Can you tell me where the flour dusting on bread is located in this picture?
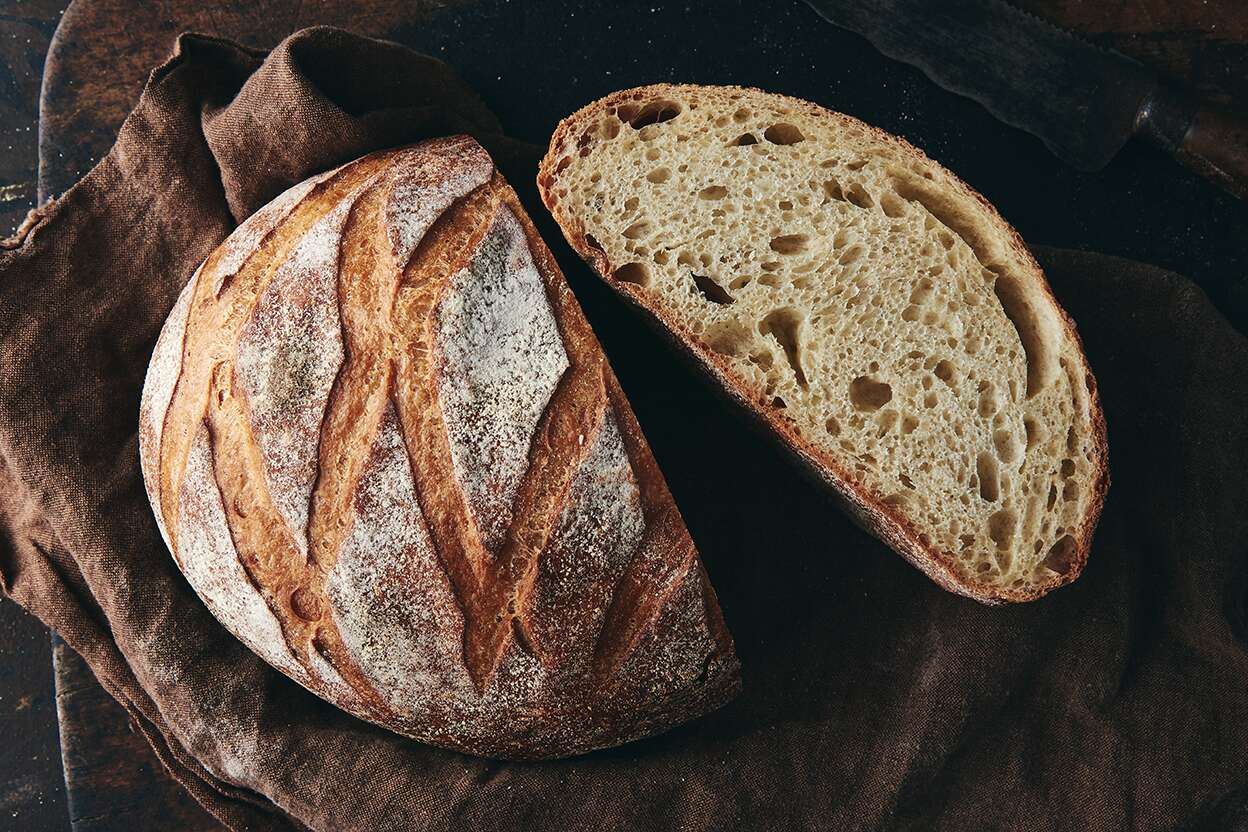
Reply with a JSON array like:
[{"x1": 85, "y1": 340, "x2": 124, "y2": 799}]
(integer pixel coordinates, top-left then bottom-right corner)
[
  {"x1": 435, "y1": 206, "x2": 570, "y2": 553},
  {"x1": 140, "y1": 137, "x2": 740, "y2": 759}
]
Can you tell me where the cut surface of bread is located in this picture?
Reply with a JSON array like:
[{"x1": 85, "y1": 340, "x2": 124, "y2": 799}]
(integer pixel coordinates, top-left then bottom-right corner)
[{"x1": 539, "y1": 85, "x2": 1108, "y2": 603}]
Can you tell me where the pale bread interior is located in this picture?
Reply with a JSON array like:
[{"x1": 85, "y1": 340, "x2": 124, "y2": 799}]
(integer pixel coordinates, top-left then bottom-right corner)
[{"x1": 542, "y1": 85, "x2": 1104, "y2": 598}]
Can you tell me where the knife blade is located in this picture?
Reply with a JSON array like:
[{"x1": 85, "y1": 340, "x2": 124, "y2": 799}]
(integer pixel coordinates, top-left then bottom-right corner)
[{"x1": 802, "y1": 0, "x2": 1248, "y2": 198}]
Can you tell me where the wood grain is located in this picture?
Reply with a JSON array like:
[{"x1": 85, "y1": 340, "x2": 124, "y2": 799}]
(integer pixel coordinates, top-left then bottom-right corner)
[
  {"x1": 0, "y1": 605, "x2": 66, "y2": 831},
  {"x1": 0, "y1": 1, "x2": 61, "y2": 238},
  {"x1": 52, "y1": 636, "x2": 219, "y2": 832}
]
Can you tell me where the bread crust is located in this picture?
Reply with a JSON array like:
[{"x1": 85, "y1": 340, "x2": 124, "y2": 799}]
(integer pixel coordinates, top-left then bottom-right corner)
[
  {"x1": 140, "y1": 137, "x2": 740, "y2": 759},
  {"x1": 538, "y1": 84, "x2": 1108, "y2": 603}
]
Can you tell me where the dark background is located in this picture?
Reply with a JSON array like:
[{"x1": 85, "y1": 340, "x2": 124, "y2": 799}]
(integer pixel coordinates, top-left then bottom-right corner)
[{"x1": 2, "y1": 1, "x2": 1246, "y2": 829}]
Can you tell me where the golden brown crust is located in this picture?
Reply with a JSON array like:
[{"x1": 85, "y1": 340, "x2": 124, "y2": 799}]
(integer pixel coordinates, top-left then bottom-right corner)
[
  {"x1": 538, "y1": 84, "x2": 1109, "y2": 604},
  {"x1": 140, "y1": 137, "x2": 740, "y2": 759}
]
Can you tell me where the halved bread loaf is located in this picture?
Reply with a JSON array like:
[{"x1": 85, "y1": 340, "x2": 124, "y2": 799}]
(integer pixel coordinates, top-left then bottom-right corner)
[
  {"x1": 539, "y1": 85, "x2": 1108, "y2": 603},
  {"x1": 140, "y1": 137, "x2": 739, "y2": 759}
]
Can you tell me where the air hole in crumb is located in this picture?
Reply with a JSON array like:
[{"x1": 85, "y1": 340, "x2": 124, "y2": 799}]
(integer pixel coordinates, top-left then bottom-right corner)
[
  {"x1": 924, "y1": 391, "x2": 938, "y2": 408},
  {"x1": 883, "y1": 492, "x2": 910, "y2": 509},
  {"x1": 838, "y1": 245, "x2": 865, "y2": 265},
  {"x1": 849, "y1": 375, "x2": 892, "y2": 412},
  {"x1": 902, "y1": 305, "x2": 919, "y2": 322},
  {"x1": 846, "y1": 159, "x2": 868, "y2": 171},
  {"x1": 877, "y1": 409, "x2": 898, "y2": 436},
  {"x1": 1042, "y1": 535, "x2": 1077, "y2": 575},
  {"x1": 1024, "y1": 417, "x2": 1039, "y2": 450},
  {"x1": 613, "y1": 262, "x2": 650, "y2": 286},
  {"x1": 772, "y1": 396, "x2": 787, "y2": 408},
  {"x1": 778, "y1": 199, "x2": 794, "y2": 210},
  {"x1": 933, "y1": 359, "x2": 955, "y2": 385},
  {"x1": 704, "y1": 319, "x2": 752, "y2": 355},
  {"x1": 845, "y1": 183, "x2": 874, "y2": 209},
  {"x1": 699, "y1": 185, "x2": 728, "y2": 200},
  {"x1": 770, "y1": 234, "x2": 810, "y2": 255},
  {"x1": 732, "y1": 107, "x2": 751, "y2": 123},
  {"x1": 732, "y1": 132, "x2": 759, "y2": 146},
  {"x1": 978, "y1": 385, "x2": 1000, "y2": 418},
  {"x1": 900, "y1": 473, "x2": 916, "y2": 489},
  {"x1": 647, "y1": 167, "x2": 671, "y2": 184},
  {"x1": 638, "y1": 124, "x2": 663, "y2": 142},
  {"x1": 554, "y1": 156, "x2": 571, "y2": 174},
  {"x1": 600, "y1": 118, "x2": 621, "y2": 139},
  {"x1": 879, "y1": 192, "x2": 907, "y2": 218},
  {"x1": 1060, "y1": 458, "x2": 1076, "y2": 478},
  {"x1": 825, "y1": 416, "x2": 841, "y2": 436},
  {"x1": 988, "y1": 508, "x2": 1016, "y2": 549},
  {"x1": 764, "y1": 123, "x2": 805, "y2": 144},
  {"x1": 760, "y1": 307, "x2": 808, "y2": 388},
  {"x1": 729, "y1": 275, "x2": 751, "y2": 290},
  {"x1": 690, "y1": 273, "x2": 735, "y2": 305},
  {"x1": 623, "y1": 220, "x2": 652, "y2": 239},
  {"x1": 619, "y1": 99, "x2": 682, "y2": 128},
  {"x1": 910, "y1": 277, "x2": 935, "y2": 305},
  {"x1": 994, "y1": 429, "x2": 1019, "y2": 463},
  {"x1": 977, "y1": 453, "x2": 999, "y2": 502},
  {"x1": 824, "y1": 179, "x2": 845, "y2": 202},
  {"x1": 902, "y1": 415, "x2": 919, "y2": 434}
]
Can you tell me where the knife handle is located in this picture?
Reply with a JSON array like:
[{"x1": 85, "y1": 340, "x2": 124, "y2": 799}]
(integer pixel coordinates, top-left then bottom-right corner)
[
  {"x1": 1176, "y1": 105, "x2": 1248, "y2": 200},
  {"x1": 1136, "y1": 85, "x2": 1248, "y2": 200}
]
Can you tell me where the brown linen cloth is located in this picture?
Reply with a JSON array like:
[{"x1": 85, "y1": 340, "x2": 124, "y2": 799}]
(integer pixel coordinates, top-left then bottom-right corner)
[{"x1": 2, "y1": 25, "x2": 1248, "y2": 832}]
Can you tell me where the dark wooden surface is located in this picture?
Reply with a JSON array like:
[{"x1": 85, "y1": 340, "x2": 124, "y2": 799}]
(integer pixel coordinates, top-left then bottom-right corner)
[
  {"x1": 0, "y1": 2, "x2": 60, "y2": 241},
  {"x1": 1, "y1": 1, "x2": 1246, "y2": 830},
  {"x1": 51, "y1": 636, "x2": 219, "y2": 832},
  {"x1": 0, "y1": 604, "x2": 67, "y2": 830},
  {"x1": 1, "y1": 4, "x2": 72, "y2": 831}
]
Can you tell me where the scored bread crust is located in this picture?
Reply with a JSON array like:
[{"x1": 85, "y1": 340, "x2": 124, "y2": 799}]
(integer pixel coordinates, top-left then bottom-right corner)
[
  {"x1": 139, "y1": 136, "x2": 740, "y2": 760},
  {"x1": 538, "y1": 84, "x2": 1108, "y2": 604}
]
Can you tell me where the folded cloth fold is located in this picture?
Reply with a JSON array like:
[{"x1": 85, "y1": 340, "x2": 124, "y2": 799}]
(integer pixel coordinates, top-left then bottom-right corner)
[{"x1": 2, "y1": 25, "x2": 1247, "y2": 832}]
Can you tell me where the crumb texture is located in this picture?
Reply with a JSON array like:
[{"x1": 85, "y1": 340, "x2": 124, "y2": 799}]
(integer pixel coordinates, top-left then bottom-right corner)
[
  {"x1": 139, "y1": 137, "x2": 740, "y2": 759},
  {"x1": 541, "y1": 85, "x2": 1106, "y2": 599}
]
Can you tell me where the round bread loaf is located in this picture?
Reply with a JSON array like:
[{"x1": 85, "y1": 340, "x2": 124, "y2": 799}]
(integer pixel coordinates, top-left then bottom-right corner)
[{"x1": 139, "y1": 136, "x2": 740, "y2": 759}]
